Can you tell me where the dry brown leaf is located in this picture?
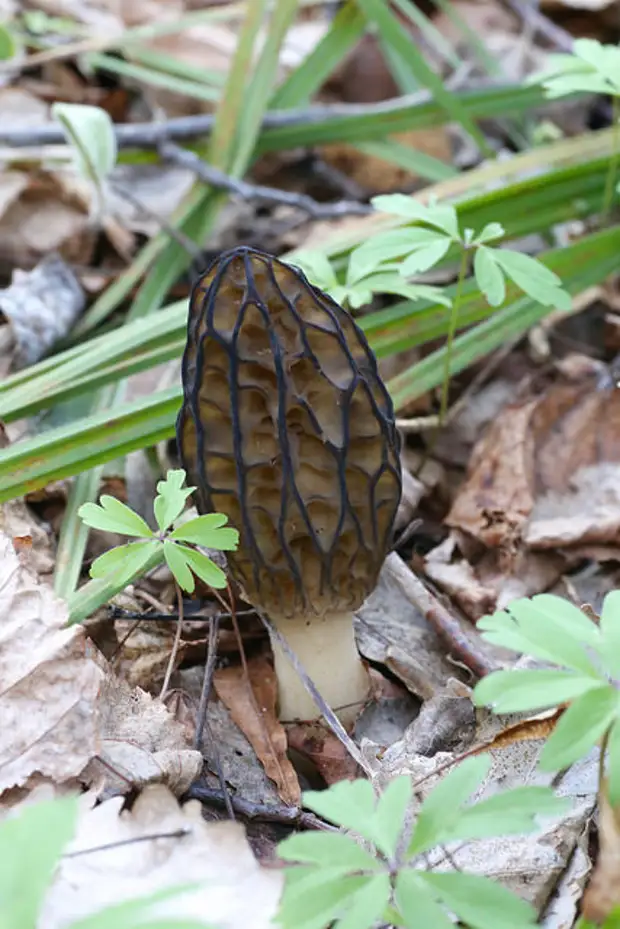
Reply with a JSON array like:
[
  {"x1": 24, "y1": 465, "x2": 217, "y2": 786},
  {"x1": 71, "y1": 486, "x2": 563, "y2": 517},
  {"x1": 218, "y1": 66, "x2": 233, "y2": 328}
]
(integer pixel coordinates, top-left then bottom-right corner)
[
  {"x1": 287, "y1": 723, "x2": 360, "y2": 785},
  {"x1": 40, "y1": 784, "x2": 283, "y2": 929},
  {"x1": 214, "y1": 656, "x2": 301, "y2": 806},
  {"x1": 81, "y1": 674, "x2": 203, "y2": 797},
  {"x1": 0, "y1": 534, "x2": 104, "y2": 794},
  {"x1": 582, "y1": 789, "x2": 620, "y2": 922}
]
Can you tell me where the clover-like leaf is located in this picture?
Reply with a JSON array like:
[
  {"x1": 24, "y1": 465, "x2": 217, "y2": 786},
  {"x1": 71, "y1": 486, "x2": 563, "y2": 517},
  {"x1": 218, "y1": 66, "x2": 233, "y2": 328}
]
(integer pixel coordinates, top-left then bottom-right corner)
[
  {"x1": 163, "y1": 539, "x2": 195, "y2": 592},
  {"x1": 154, "y1": 469, "x2": 195, "y2": 531},
  {"x1": 170, "y1": 513, "x2": 239, "y2": 551},
  {"x1": 490, "y1": 248, "x2": 572, "y2": 310},
  {"x1": 419, "y1": 871, "x2": 538, "y2": 929},
  {"x1": 89, "y1": 540, "x2": 160, "y2": 582},
  {"x1": 79, "y1": 496, "x2": 153, "y2": 538},
  {"x1": 179, "y1": 545, "x2": 228, "y2": 590},
  {"x1": 474, "y1": 246, "x2": 506, "y2": 306},
  {"x1": 539, "y1": 685, "x2": 619, "y2": 772}
]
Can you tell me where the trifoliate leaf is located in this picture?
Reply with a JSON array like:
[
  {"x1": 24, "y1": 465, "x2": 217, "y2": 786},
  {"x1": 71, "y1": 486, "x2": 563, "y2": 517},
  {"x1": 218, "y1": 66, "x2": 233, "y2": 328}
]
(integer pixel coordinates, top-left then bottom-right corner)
[
  {"x1": 180, "y1": 545, "x2": 228, "y2": 590},
  {"x1": 351, "y1": 272, "x2": 451, "y2": 307},
  {"x1": 0, "y1": 795, "x2": 79, "y2": 929},
  {"x1": 474, "y1": 246, "x2": 506, "y2": 306},
  {"x1": 489, "y1": 249, "x2": 572, "y2": 310},
  {"x1": 473, "y1": 669, "x2": 602, "y2": 714},
  {"x1": 399, "y1": 236, "x2": 452, "y2": 276},
  {"x1": 605, "y1": 719, "x2": 620, "y2": 808},
  {"x1": 170, "y1": 514, "x2": 238, "y2": 551},
  {"x1": 79, "y1": 496, "x2": 153, "y2": 538},
  {"x1": 163, "y1": 539, "x2": 195, "y2": 592},
  {"x1": 371, "y1": 194, "x2": 459, "y2": 238},
  {"x1": 52, "y1": 102, "x2": 117, "y2": 191},
  {"x1": 277, "y1": 832, "x2": 380, "y2": 871},
  {"x1": 348, "y1": 230, "x2": 420, "y2": 282},
  {"x1": 333, "y1": 874, "x2": 391, "y2": 929},
  {"x1": 539, "y1": 685, "x2": 619, "y2": 772},
  {"x1": 302, "y1": 781, "x2": 377, "y2": 842},
  {"x1": 449, "y1": 786, "x2": 569, "y2": 842},
  {"x1": 408, "y1": 755, "x2": 490, "y2": 855},
  {"x1": 373, "y1": 776, "x2": 412, "y2": 858},
  {"x1": 154, "y1": 469, "x2": 194, "y2": 531},
  {"x1": 419, "y1": 871, "x2": 538, "y2": 929},
  {"x1": 89, "y1": 541, "x2": 160, "y2": 582},
  {"x1": 395, "y1": 871, "x2": 454, "y2": 929},
  {"x1": 600, "y1": 590, "x2": 620, "y2": 679}
]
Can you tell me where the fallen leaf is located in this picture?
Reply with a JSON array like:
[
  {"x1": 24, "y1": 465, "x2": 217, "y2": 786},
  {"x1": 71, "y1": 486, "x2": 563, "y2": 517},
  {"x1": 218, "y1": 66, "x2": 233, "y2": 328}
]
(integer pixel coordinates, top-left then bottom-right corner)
[
  {"x1": 0, "y1": 534, "x2": 104, "y2": 795},
  {"x1": 40, "y1": 784, "x2": 283, "y2": 929},
  {"x1": 214, "y1": 656, "x2": 301, "y2": 806},
  {"x1": 286, "y1": 723, "x2": 361, "y2": 785}
]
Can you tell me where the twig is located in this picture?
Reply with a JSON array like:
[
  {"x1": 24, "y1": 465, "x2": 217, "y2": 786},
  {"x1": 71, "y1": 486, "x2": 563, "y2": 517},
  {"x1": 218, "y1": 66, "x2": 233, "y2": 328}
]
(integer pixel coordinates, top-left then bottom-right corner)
[
  {"x1": 256, "y1": 608, "x2": 374, "y2": 778},
  {"x1": 0, "y1": 84, "x2": 509, "y2": 149},
  {"x1": 160, "y1": 582, "x2": 185, "y2": 699},
  {"x1": 184, "y1": 784, "x2": 336, "y2": 831},
  {"x1": 63, "y1": 829, "x2": 189, "y2": 858},
  {"x1": 108, "y1": 605, "x2": 257, "y2": 622},
  {"x1": 195, "y1": 616, "x2": 220, "y2": 754},
  {"x1": 385, "y1": 552, "x2": 500, "y2": 679},
  {"x1": 158, "y1": 141, "x2": 371, "y2": 220},
  {"x1": 110, "y1": 180, "x2": 203, "y2": 261},
  {"x1": 502, "y1": 0, "x2": 574, "y2": 52}
]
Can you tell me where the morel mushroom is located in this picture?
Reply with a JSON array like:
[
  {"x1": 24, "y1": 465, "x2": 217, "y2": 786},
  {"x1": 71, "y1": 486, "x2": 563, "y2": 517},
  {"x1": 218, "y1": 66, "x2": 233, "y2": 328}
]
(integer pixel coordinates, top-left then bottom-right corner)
[{"x1": 177, "y1": 247, "x2": 402, "y2": 725}]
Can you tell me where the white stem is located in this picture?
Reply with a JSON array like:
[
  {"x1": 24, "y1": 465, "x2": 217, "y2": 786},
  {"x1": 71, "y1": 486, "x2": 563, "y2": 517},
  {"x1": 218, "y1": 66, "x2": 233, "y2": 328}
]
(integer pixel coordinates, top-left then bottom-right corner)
[{"x1": 268, "y1": 611, "x2": 370, "y2": 726}]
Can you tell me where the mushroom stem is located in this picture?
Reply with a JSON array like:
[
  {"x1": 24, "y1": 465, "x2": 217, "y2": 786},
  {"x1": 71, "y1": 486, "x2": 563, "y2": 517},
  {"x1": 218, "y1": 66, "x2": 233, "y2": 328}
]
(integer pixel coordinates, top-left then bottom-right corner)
[{"x1": 268, "y1": 611, "x2": 370, "y2": 727}]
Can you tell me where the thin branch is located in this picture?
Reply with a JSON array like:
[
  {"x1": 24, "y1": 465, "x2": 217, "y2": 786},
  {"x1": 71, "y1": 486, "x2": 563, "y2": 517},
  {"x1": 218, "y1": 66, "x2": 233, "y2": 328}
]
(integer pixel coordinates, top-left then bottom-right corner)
[
  {"x1": 385, "y1": 552, "x2": 500, "y2": 679},
  {"x1": 502, "y1": 0, "x2": 574, "y2": 52},
  {"x1": 0, "y1": 84, "x2": 512, "y2": 149},
  {"x1": 184, "y1": 784, "x2": 336, "y2": 830},
  {"x1": 158, "y1": 141, "x2": 371, "y2": 220},
  {"x1": 195, "y1": 616, "x2": 220, "y2": 753}
]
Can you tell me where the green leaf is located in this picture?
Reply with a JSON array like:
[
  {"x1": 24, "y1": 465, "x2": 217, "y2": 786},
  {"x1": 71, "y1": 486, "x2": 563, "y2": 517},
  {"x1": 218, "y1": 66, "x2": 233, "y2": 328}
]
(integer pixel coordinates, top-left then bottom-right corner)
[
  {"x1": 371, "y1": 194, "x2": 459, "y2": 238},
  {"x1": 348, "y1": 230, "x2": 418, "y2": 281},
  {"x1": 600, "y1": 590, "x2": 620, "y2": 679},
  {"x1": 539, "y1": 685, "x2": 619, "y2": 772},
  {"x1": 408, "y1": 755, "x2": 490, "y2": 855},
  {"x1": 419, "y1": 871, "x2": 537, "y2": 929},
  {"x1": 154, "y1": 469, "x2": 195, "y2": 531},
  {"x1": 474, "y1": 222, "x2": 505, "y2": 244},
  {"x1": 490, "y1": 248, "x2": 572, "y2": 310},
  {"x1": 277, "y1": 873, "x2": 372, "y2": 929},
  {"x1": 334, "y1": 874, "x2": 391, "y2": 929},
  {"x1": 90, "y1": 540, "x2": 160, "y2": 581},
  {"x1": 0, "y1": 795, "x2": 80, "y2": 929},
  {"x1": 292, "y1": 251, "x2": 338, "y2": 290},
  {"x1": 169, "y1": 514, "x2": 239, "y2": 551},
  {"x1": 52, "y1": 103, "x2": 117, "y2": 189},
  {"x1": 163, "y1": 539, "x2": 195, "y2": 592},
  {"x1": 474, "y1": 246, "x2": 506, "y2": 306},
  {"x1": 450, "y1": 786, "x2": 569, "y2": 842},
  {"x1": 399, "y1": 237, "x2": 453, "y2": 276},
  {"x1": 606, "y1": 719, "x2": 620, "y2": 807},
  {"x1": 0, "y1": 22, "x2": 18, "y2": 60},
  {"x1": 180, "y1": 545, "x2": 228, "y2": 590},
  {"x1": 302, "y1": 781, "x2": 377, "y2": 843},
  {"x1": 473, "y1": 669, "x2": 602, "y2": 714},
  {"x1": 395, "y1": 870, "x2": 454, "y2": 929},
  {"x1": 373, "y1": 776, "x2": 412, "y2": 859},
  {"x1": 79, "y1": 495, "x2": 154, "y2": 538},
  {"x1": 66, "y1": 885, "x2": 210, "y2": 929},
  {"x1": 276, "y1": 832, "x2": 379, "y2": 871},
  {"x1": 478, "y1": 596, "x2": 601, "y2": 674}
]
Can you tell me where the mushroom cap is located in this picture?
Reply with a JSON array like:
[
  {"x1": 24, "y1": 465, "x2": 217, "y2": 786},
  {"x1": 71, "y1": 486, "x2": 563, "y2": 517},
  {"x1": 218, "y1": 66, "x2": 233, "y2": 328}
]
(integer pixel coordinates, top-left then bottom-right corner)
[{"x1": 177, "y1": 247, "x2": 402, "y2": 619}]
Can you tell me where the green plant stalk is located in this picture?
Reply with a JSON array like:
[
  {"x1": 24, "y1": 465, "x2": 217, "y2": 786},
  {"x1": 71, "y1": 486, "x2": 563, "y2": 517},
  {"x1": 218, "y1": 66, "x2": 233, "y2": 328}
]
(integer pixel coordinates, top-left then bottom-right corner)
[
  {"x1": 68, "y1": 544, "x2": 165, "y2": 624},
  {"x1": 439, "y1": 248, "x2": 469, "y2": 423},
  {"x1": 602, "y1": 95, "x2": 620, "y2": 220},
  {"x1": 54, "y1": 463, "x2": 103, "y2": 600}
]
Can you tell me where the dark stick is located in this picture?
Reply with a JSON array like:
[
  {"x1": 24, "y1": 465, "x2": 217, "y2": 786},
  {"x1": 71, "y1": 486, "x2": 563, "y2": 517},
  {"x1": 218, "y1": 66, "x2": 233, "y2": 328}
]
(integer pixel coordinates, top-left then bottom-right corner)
[
  {"x1": 194, "y1": 616, "x2": 220, "y2": 754},
  {"x1": 203, "y1": 717, "x2": 236, "y2": 821},
  {"x1": 385, "y1": 553, "x2": 500, "y2": 679},
  {"x1": 158, "y1": 141, "x2": 371, "y2": 220},
  {"x1": 184, "y1": 784, "x2": 335, "y2": 831},
  {"x1": 502, "y1": 0, "x2": 574, "y2": 52},
  {"x1": 0, "y1": 84, "x2": 512, "y2": 149}
]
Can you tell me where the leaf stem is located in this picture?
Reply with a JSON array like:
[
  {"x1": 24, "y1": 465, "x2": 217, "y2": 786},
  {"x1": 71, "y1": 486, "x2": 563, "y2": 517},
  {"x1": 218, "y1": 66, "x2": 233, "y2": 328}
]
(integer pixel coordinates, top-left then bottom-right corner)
[{"x1": 439, "y1": 247, "x2": 469, "y2": 423}]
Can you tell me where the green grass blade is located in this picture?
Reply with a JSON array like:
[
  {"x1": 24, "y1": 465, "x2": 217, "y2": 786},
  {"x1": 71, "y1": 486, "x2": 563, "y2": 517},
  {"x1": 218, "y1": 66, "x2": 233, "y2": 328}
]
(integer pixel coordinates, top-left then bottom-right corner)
[
  {"x1": 271, "y1": 1, "x2": 366, "y2": 109},
  {"x1": 85, "y1": 52, "x2": 221, "y2": 104},
  {"x1": 354, "y1": 0, "x2": 492, "y2": 154},
  {"x1": 353, "y1": 139, "x2": 457, "y2": 182}
]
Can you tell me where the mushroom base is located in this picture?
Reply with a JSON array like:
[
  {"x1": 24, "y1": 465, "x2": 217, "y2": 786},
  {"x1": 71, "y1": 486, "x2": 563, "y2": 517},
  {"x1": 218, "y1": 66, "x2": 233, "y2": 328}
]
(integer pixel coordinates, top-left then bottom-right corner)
[{"x1": 268, "y1": 611, "x2": 370, "y2": 727}]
